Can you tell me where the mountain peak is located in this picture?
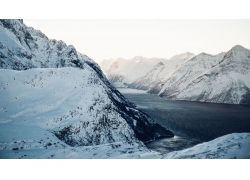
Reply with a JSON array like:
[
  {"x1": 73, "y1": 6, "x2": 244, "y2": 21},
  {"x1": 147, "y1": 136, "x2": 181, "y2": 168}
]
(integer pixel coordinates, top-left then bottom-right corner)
[
  {"x1": 231, "y1": 45, "x2": 247, "y2": 51},
  {"x1": 186, "y1": 51, "x2": 194, "y2": 55}
]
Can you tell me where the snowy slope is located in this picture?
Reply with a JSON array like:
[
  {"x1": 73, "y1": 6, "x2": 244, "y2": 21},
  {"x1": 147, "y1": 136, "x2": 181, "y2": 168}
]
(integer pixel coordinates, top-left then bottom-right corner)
[
  {"x1": 150, "y1": 45, "x2": 250, "y2": 104},
  {"x1": 163, "y1": 133, "x2": 250, "y2": 159},
  {"x1": 129, "y1": 52, "x2": 195, "y2": 90},
  {"x1": 100, "y1": 56, "x2": 167, "y2": 87}
]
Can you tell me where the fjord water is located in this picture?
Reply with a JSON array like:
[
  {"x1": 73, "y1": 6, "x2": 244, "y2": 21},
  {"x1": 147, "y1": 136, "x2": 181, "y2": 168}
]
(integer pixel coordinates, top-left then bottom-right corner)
[{"x1": 117, "y1": 88, "x2": 250, "y2": 154}]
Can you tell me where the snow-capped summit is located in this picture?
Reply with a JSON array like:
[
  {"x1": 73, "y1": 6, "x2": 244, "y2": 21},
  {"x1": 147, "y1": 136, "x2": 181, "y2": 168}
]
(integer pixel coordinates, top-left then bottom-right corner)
[{"x1": 231, "y1": 44, "x2": 247, "y2": 52}]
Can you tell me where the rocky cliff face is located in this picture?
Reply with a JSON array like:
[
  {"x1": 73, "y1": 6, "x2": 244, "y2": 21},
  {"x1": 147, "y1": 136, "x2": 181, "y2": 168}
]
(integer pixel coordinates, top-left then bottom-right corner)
[{"x1": 0, "y1": 19, "x2": 173, "y2": 154}]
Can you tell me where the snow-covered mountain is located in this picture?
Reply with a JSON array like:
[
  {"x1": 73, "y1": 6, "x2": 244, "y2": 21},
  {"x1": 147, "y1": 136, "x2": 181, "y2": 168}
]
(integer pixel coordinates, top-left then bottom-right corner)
[
  {"x1": 100, "y1": 56, "x2": 167, "y2": 87},
  {"x1": 0, "y1": 19, "x2": 174, "y2": 158},
  {"x1": 128, "y1": 52, "x2": 195, "y2": 90},
  {"x1": 149, "y1": 45, "x2": 250, "y2": 104}
]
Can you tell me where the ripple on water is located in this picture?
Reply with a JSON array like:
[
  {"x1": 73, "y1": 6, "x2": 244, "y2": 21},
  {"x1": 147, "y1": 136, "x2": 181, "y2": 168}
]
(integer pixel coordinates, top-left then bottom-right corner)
[{"x1": 146, "y1": 136, "x2": 203, "y2": 154}]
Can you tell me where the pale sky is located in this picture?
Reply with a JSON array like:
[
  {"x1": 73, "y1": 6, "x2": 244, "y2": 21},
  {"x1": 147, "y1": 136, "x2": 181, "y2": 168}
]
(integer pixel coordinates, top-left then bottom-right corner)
[{"x1": 24, "y1": 20, "x2": 250, "y2": 63}]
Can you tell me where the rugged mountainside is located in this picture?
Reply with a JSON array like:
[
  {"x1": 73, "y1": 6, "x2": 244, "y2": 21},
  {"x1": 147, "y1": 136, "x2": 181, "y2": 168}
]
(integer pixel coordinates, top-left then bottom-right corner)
[
  {"x1": 149, "y1": 45, "x2": 250, "y2": 104},
  {"x1": 0, "y1": 19, "x2": 174, "y2": 158},
  {"x1": 100, "y1": 56, "x2": 167, "y2": 87},
  {"x1": 128, "y1": 52, "x2": 195, "y2": 90}
]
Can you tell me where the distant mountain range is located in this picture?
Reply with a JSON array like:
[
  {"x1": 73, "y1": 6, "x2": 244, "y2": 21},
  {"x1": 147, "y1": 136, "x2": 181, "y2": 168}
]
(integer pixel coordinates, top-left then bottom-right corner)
[
  {"x1": 100, "y1": 53, "x2": 194, "y2": 88},
  {"x1": 100, "y1": 46, "x2": 250, "y2": 104}
]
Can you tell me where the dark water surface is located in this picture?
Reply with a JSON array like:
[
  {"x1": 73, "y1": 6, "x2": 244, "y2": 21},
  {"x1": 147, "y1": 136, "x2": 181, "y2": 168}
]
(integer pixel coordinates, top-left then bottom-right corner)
[{"x1": 118, "y1": 88, "x2": 250, "y2": 154}]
